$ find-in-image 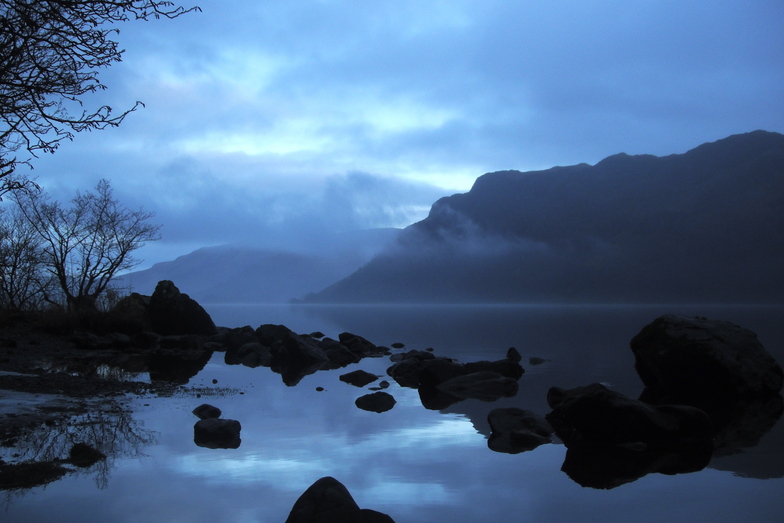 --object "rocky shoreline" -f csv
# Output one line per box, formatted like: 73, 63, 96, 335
2, 281, 783, 516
